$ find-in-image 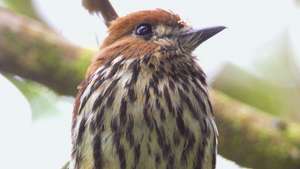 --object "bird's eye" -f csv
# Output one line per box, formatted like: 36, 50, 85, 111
135, 23, 152, 37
